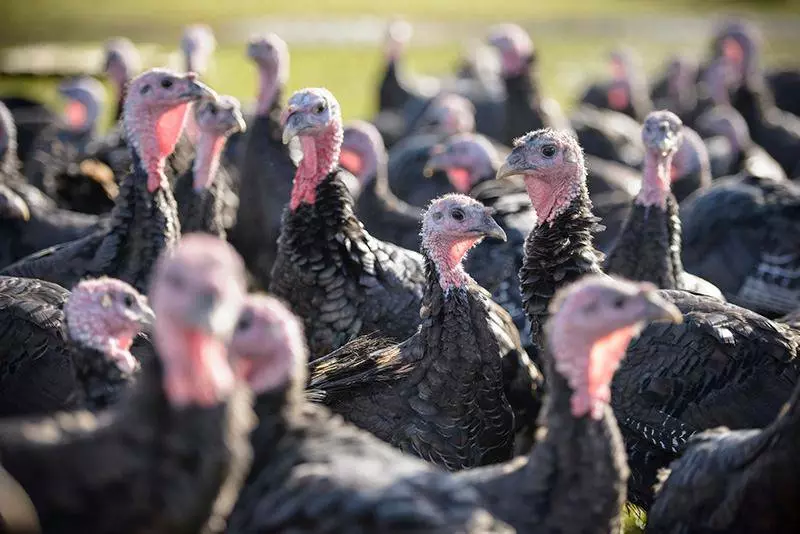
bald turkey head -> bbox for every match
[58,76,106,134]
[547,275,681,419]
[424,133,499,193]
[192,95,246,190]
[341,120,385,184]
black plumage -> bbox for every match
[270,171,426,359]
[647,379,800,534]
[681,174,800,317]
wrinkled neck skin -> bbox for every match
[524,167,583,225]
[289,124,343,211]
[124,101,190,193]
[256,65,282,117]
[638,150,672,209]
[424,236,479,292]
[192,132,228,191]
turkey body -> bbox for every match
[1,153,180,295]
[308,257,535,470]
[270,171,426,359]
[681,174,800,317]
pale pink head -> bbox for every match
[229,294,308,394]
[341,120,386,183]
[415,93,475,136]
[181,24,216,75]
[548,275,682,419]
[282,88,344,210]
[487,23,533,77]
[65,277,154,374]
[102,37,141,90]
[496,128,585,224]
[712,19,762,83]
[192,95,246,190]
[641,110,683,157]
[123,68,217,193]
[422,194,506,291]
[149,234,246,407]
[384,18,413,62]
[424,133,499,193]
[671,127,711,183]
[247,33,290,83]
[58,76,106,134]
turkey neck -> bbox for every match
[69,343,134,411]
[255,66,283,117]
[101,153,180,294]
[290,126,342,211]
[175,165,227,239]
[520,183,603,355]
[604,149,685,288]
[503,62,545,142]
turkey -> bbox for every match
[343,120,423,251]
[174,95,244,238]
[270,87,426,359]
[669,126,713,203]
[102,37,142,122]
[229,33,294,290]
[0,276,151,416]
[180,24,216,79]
[25,76,108,193]
[650,55,701,125]
[225,294,512,534]
[696,103,787,183]
[647,372,800,533]
[0,234,253,534]
[458,275,682,534]
[498,127,800,508]
[581,48,652,122]
[571,103,645,169]
[308,194,540,470]
[604,110,722,299]
[681,173,800,317]
[713,21,800,177]
[422,133,536,349]
[1,69,216,294]
[0,101,99,269]
[487,23,570,146]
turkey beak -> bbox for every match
[472,213,506,242]
[182,77,217,101]
[282,112,306,145]
[640,290,682,324]
[137,301,157,329]
[229,108,247,135]
[0,187,30,222]
[496,151,535,180]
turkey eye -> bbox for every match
[208,105,217,116]
[315,103,325,114]
[236,311,253,332]
[541,145,557,157]
[451,208,465,221]
[612,296,626,309]
[160,79,173,89]
[123,294,135,308]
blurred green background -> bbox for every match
[0,0,798,128]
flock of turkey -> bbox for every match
[0,15,798,534]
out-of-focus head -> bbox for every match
[415,93,475,136]
[66,277,155,374]
[548,275,681,419]
[103,37,141,87]
[384,18,413,61]
[229,294,308,394]
[149,234,246,407]
[341,120,386,182]
[487,23,533,77]
[194,95,246,137]
[711,19,762,81]
[671,127,711,183]
[666,55,698,95]
[181,24,217,75]
[641,110,684,157]
[58,76,106,133]
[424,133,499,193]
[247,33,290,85]
[281,87,341,145]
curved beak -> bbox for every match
[496,151,535,180]
[471,213,506,242]
[0,185,30,222]
[182,76,217,101]
[137,301,157,329]
[640,290,682,324]
[229,109,247,134]
[282,111,308,145]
